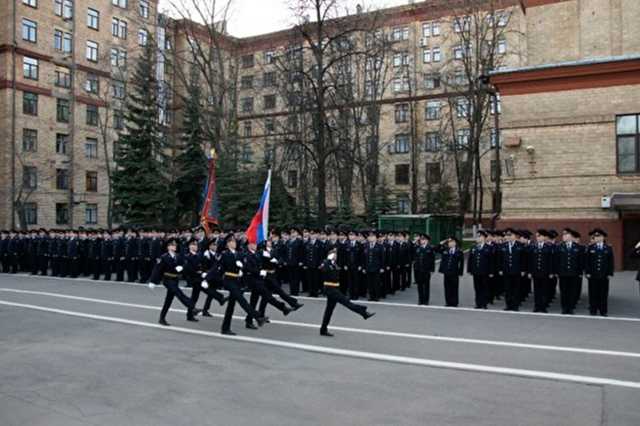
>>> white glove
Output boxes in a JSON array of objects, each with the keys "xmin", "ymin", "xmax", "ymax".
[
  {"xmin": 236, "ymin": 260, "xmax": 243, "ymax": 268},
  {"xmin": 263, "ymin": 250, "xmax": 271, "ymax": 258},
  {"xmin": 175, "ymin": 266, "xmax": 183, "ymax": 272},
  {"xmin": 270, "ymin": 258, "xmax": 278, "ymax": 264},
  {"xmin": 201, "ymin": 272, "xmax": 208, "ymax": 278},
  {"xmin": 201, "ymin": 280, "xmax": 209, "ymax": 289},
  {"xmin": 148, "ymin": 283, "xmax": 156, "ymax": 289},
  {"xmin": 204, "ymin": 251, "xmax": 211, "ymax": 259},
  {"xmin": 260, "ymin": 270, "xmax": 267, "ymax": 277},
  {"xmin": 238, "ymin": 270, "xmax": 243, "ymax": 277}
]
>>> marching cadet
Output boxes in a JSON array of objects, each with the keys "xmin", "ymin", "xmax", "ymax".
[
  {"xmin": 303, "ymin": 229, "xmax": 323, "ymax": 297},
  {"xmin": 437, "ymin": 236, "xmax": 464, "ymax": 307},
  {"xmin": 528, "ymin": 230, "xmax": 554, "ymax": 313},
  {"xmin": 183, "ymin": 238, "xmax": 208, "ymax": 322},
  {"xmin": 218, "ymin": 234, "xmax": 266, "ymax": 335},
  {"xmin": 554, "ymin": 228, "xmax": 584, "ymax": 315},
  {"xmin": 344, "ymin": 230, "xmax": 362, "ymax": 300},
  {"xmin": 467, "ymin": 231, "xmax": 494, "ymax": 309},
  {"xmin": 286, "ymin": 227, "xmax": 304, "ymax": 296},
  {"xmin": 413, "ymin": 233, "xmax": 435, "ymax": 305},
  {"xmin": 497, "ymin": 229, "xmax": 526, "ymax": 311},
  {"xmin": 362, "ymin": 230, "xmax": 385, "ymax": 301},
  {"xmin": 585, "ymin": 229, "xmax": 614, "ymax": 316},
  {"xmin": 319, "ymin": 248, "xmax": 375, "ymax": 337},
  {"xmin": 149, "ymin": 238, "xmax": 199, "ymax": 326},
  {"xmin": 199, "ymin": 239, "xmax": 228, "ymax": 317}
]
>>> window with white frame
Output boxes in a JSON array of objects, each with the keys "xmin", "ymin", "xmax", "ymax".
[
  {"xmin": 85, "ymin": 204, "xmax": 98, "ymax": 224},
  {"xmin": 112, "ymin": 18, "xmax": 127, "ymax": 39},
  {"xmin": 490, "ymin": 94, "xmax": 502, "ymax": 115},
  {"xmin": 112, "ymin": 81, "xmax": 125, "ymax": 99},
  {"xmin": 453, "ymin": 16, "xmax": 470, "ymax": 33},
  {"xmin": 394, "ymin": 104, "xmax": 409, "ymax": 123},
  {"xmin": 54, "ymin": 0, "xmax": 73, "ymax": 19},
  {"xmin": 423, "ymin": 73, "xmax": 440, "ymax": 90},
  {"xmin": 85, "ymin": 138, "xmax": 98, "ymax": 158},
  {"xmin": 391, "ymin": 134, "xmax": 410, "ymax": 154},
  {"xmin": 456, "ymin": 98, "xmax": 470, "ymax": 118},
  {"xmin": 22, "ymin": 19, "xmax": 37, "ymax": 43},
  {"xmin": 23, "ymin": 57, "xmax": 38, "ymax": 80},
  {"xmin": 425, "ymin": 132, "xmax": 441, "ymax": 152},
  {"xmin": 425, "ymin": 101, "xmax": 441, "ymax": 120},
  {"xmin": 392, "ymin": 76, "xmax": 410, "ymax": 93},
  {"xmin": 87, "ymin": 8, "xmax": 99, "ymax": 29},
  {"xmin": 138, "ymin": 29, "xmax": 148, "ymax": 46},
  {"xmin": 112, "ymin": 0, "xmax": 127, "ymax": 8},
  {"xmin": 264, "ymin": 50, "xmax": 275, "ymax": 64},
  {"xmin": 456, "ymin": 129, "xmax": 470, "ymax": 147},
  {"xmin": 139, "ymin": 0, "xmax": 149, "ymax": 18},
  {"xmin": 391, "ymin": 26, "xmax": 409, "ymax": 41},
  {"xmin": 23, "ymin": 0, "xmax": 37, "ymax": 7},
  {"xmin": 497, "ymin": 38, "xmax": 507, "ymax": 54},
  {"xmin": 85, "ymin": 73, "xmax": 99, "ymax": 93},
  {"xmin": 86, "ymin": 41, "xmax": 99, "ymax": 62},
  {"xmin": 393, "ymin": 52, "xmax": 410, "ymax": 67},
  {"xmin": 110, "ymin": 48, "xmax": 127, "ymax": 67}
]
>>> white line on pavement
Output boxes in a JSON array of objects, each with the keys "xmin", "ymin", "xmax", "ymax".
[
  {"xmin": 2, "ymin": 287, "xmax": 639, "ymax": 359},
  {"xmin": 1, "ymin": 299, "xmax": 639, "ymax": 390},
  {"xmin": 5, "ymin": 273, "xmax": 640, "ymax": 323}
]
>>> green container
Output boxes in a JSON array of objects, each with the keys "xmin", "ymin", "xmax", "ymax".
[{"xmin": 377, "ymin": 214, "xmax": 463, "ymax": 244}]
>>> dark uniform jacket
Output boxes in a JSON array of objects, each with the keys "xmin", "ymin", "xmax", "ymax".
[
  {"xmin": 183, "ymin": 251, "xmax": 205, "ymax": 283},
  {"xmin": 437, "ymin": 245, "xmax": 464, "ymax": 276},
  {"xmin": 553, "ymin": 242, "xmax": 584, "ymax": 277},
  {"xmin": 344, "ymin": 240, "xmax": 362, "ymax": 271},
  {"xmin": 286, "ymin": 238, "xmax": 304, "ymax": 267},
  {"xmin": 413, "ymin": 244, "xmax": 436, "ymax": 273},
  {"xmin": 527, "ymin": 242, "xmax": 554, "ymax": 277},
  {"xmin": 497, "ymin": 241, "xmax": 526, "ymax": 275},
  {"xmin": 149, "ymin": 252, "xmax": 182, "ymax": 284},
  {"xmin": 362, "ymin": 243, "xmax": 385, "ymax": 273},
  {"xmin": 303, "ymin": 240, "xmax": 323, "ymax": 269},
  {"xmin": 585, "ymin": 243, "xmax": 614, "ymax": 279},
  {"xmin": 319, "ymin": 258, "xmax": 340, "ymax": 286},
  {"xmin": 467, "ymin": 243, "xmax": 494, "ymax": 276}
]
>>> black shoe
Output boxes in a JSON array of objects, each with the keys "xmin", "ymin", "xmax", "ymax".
[
  {"xmin": 256, "ymin": 316, "xmax": 267, "ymax": 327},
  {"xmin": 219, "ymin": 297, "xmax": 229, "ymax": 306},
  {"xmin": 158, "ymin": 318, "xmax": 170, "ymax": 326},
  {"xmin": 362, "ymin": 311, "xmax": 376, "ymax": 320},
  {"xmin": 320, "ymin": 329, "xmax": 334, "ymax": 337},
  {"xmin": 202, "ymin": 310, "xmax": 212, "ymax": 317},
  {"xmin": 221, "ymin": 330, "xmax": 236, "ymax": 336},
  {"xmin": 191, "ymin": 308, "xmax": 202, "ymax": 316},
  {"xmin": 245, "ymin": 323, "xmax": 258, "ymax": 330},
  {"xmin": 187, "ymin": 316, "xmax": 199, "ymax": 322},
  {"xmin": 292, "ymin": 303, "xmax": 304, "ymax": 311},
  {"xmin": 282, "ymin": 307, "xmax": 292, "ymax": 316},
  {"xmin": 263, "ymin": 316, "xmax": 271, "ymax": 323}
]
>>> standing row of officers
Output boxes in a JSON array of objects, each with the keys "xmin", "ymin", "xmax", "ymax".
[{"xmin": 0, "ymin": 225, "xmax": 618, "ymax": 319}]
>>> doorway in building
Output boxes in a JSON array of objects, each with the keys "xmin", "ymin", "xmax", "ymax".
[{"xmin": 623, "ymin": 218, "xmax": 640, "ymax": 270}]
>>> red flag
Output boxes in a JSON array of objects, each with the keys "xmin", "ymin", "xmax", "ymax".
[{"xmin": 200, "ymin": 149, "xmax": 220, "ymax": 235}]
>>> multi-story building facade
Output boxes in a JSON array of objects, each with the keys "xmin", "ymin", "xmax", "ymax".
[{"xmin": 0, "ymin": 0, "xmax": 157, "ymax": 229}]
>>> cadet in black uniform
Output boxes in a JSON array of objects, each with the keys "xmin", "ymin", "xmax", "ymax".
[
  {"xmin": 100, "ymin": 231, "xmax": 114, "ymax": 281},
  {"xmin": 497, "ymin": 229, "xmax": 526, "ymax": 311},
  {"xmin": 468, "ymin": 231, "xmax": 494, "ymax": 309},
  {"xmin": 585, "ymin": 229, "xmax": 614, "ymax": 316},
  {"xmin": 319, "ymin": 248, "xmax": 375, "ymax": 337},
  {"xmin": 149, "ymin": 238, "xmax": 198, "ymax": 326},
  {"xmin": 362, "ymin": 230, "xmax": 385, "ymax": 301},
  {"xmin": 414, "ymin": 233, "xmax": 435, "ymax": 305},
  {"xmin": 125, "ymin": 230, "xmax": 140, "ymax": 283},
  {"xmin": 437, "ymin": 237, "xmax": 464, "ymax": 307},
  {"xmin": 554, "ymin": 228, "xmax": 584, "ymax": 315},
  {"xmin": 528, "ymin": 230, "xmax": 554, "ymax": 313},
  {"xmin": 183, "ymin": 238, "xmax": 208, "ymax": 321},
  {"xmin": 286, "ymin": 228, "xmax": 304, "ymax": 296},
  {"xmin": 303, "ymin": 230, "xmax": 323, "ymax": 297},
  {"xmin": 113, "ymin": 230, "xmax": 126, "ymax": 281},
  {"xmin": 344, "ymin": 230, "xmax": 362, "ymax": 300},
  {"xmin": 199, "ymin": 239, "xmax": 228, "ymax": 316}
]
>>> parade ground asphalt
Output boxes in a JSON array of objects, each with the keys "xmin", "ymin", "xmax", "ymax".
[{"xmin": 1, "ymin": 272, "xmax": 639, "ymax": 426}]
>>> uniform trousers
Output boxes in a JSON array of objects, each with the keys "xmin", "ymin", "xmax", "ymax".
[
  {"xmin": 588, "ymin": 278, "xmax": 609, "ymax": 316},
  {"xmin": 321, "ymin": 286, "xmax": 366, "ymax": 331}
]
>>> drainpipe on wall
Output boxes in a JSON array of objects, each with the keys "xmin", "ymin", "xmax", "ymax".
[{"xmin": 10, "ymin": 0, "xmax": 17, "ymax": 230}]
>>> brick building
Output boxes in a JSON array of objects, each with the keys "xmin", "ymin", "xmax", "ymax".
[{"xmin": 490, "ymin": 0, "xmax": 640, "ymax": 269}]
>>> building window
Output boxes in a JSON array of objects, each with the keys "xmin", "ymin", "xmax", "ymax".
[
  {"xmin": 391, "ymin": 134, "xmax": 410, "ymax": 154},
  {"xmin": 114, "ymin": 110, "xmax": 124, "ymax": 130},
  {"xmin": 241, "ymin": 75, "xmax": 254, "ymax": 90},
  {"xmin": 425, "ymin": 101, "xmax": 441, "ymax": 120},
  {"xmin": 55, "ymin": 69, "xmax": 71, "ymax": 88},
  {"xmin": 490, "ymin": 94, "xmax": 501, "ymax": 115},
  {"xmin": 112, "ymin": 18, "xmax": 127, "ymax": 39},
  {"xmin": 22, "ymin": 19, "xmax": 37, "ymax": 43},
  {"xmin": 490, "ymin": 159, "xmax": 498, "ymax": 182},
  {"xmin": 393, "ymin": 76, "xmax": 410, "ymax": 93},
  {"xmin": 86, "ymin": 41, "xmax": 99, "ymax": 62},
  {"xmin": 23, "ymin": 0, "xmax": 37, "ymax": 8},
  {"xmin": 264, "ymin": 50, "xmax": 275, "ymax": 64},
  {"xmin": 497, "ymin": 38, "xmax": 507, "ymax": 55},
  {"xmin": 54, "ymin": 30, "xmax": 73, "ymax": 53},
  {"xmin": 23, "ymin": 92, "xmax": 38, "ymax": 116},
  {"xmin": 22, "ymin": 57, "xmax": 39, "ymax": 81},
  {"xmin": 424, "ymin": 73, "xmax": 440, "ymax": 90},
  {"xmin": 425, "ymin": 132, "xmax": 441, "ymax": 152},
  {"xmin": 456, "ymin": 98, "xmax": 470, "ymax": 118},
  {"xmin": 422, "ymin": 21, "xmax": 440, "ymax": 37},
  {"xmin": 54, "ymin": 0, "xmax": 73, "ymax": 18},
  {"xmin": 110, "ymin": 48, "xmax": 127, "ymax": 67},
  {"xmin": 426, "ymin": 162, "xmax": 441, "ymax": 184},
  {"xmin": 242, "ymin": 54, "xmax": 254, "ymax": 68},
  {"xmin": 453, "ymin": 16, "xmax": 471, "ymax": 33},
  {"xmin": 394, "ymin": 103, "xmax": 409, "ymax": 123},
  {"xmin": 56, "ymin": 169, "xmax": 69, "ymax": 190},
  {"xmin": 56, "ymin": 203, "xmax": 69, "ymax": 225},
  {"xmin": 263, "ymin": 94, "xmax": 276, "ymax": 110},
  {"xmin": 395, "ymin": 164, "xmax": 410, "ymax": 185},
  {"xmin": 617, "ymin": 114, "xmax": 640, "ymax": 174},
  {"xmin": 265, "ymin": 118, "xmax": 275, "ymax": 134},
  {"xmin": 243, "ymin": 121, "xmax": 252, "ymax": 138},
  {"xmin": 241, "ymin": 97, "xmax": 254, "ymax": 113},
  {"xmin": 56, "ymin": 134, "xmax": 69, "ymax": 154},
  {"xmin": 138, "ymin": 29, "xmax": 148, "ymax": 46},
  {"xmin": 85, "ymin": 204, "xmax": 98, "ymax": 225},
  {"xmin": 112, "ymin": 0, "xmax": 127, "ymax": 9},
  {"xmin": 57, "ymin": 98, "xmax": 70, "ymax": 123},
  {"xmin": 490, "ymin": 128, "xmax": 501, "ymax": 148},
  {"xmin": 263, "ymin": 72, "xmax": 276, "ymax": 87},
  {"xmin": 139, "ymin": 0, "xmax": 149, "ymax": 18},
  {"xmin": 393, "ymin": 52, "xmax": 410, "ymax": 67},
  {"xmin": 397, "ymin": 197, "xmax": 410, "ymax": 214},
  {"xmin": 456, "ymin": 129, "xmax": 470, "ymax": 148},
  {"xmin": 391, "ymin": 26, "xmax": 409, "ymax": 41},
  {"xmin": 22, "ymin": 166, "xmax": 37, "ymax": 189},
  {"xmin": 85, "ymin": 138, "xmax": 98, "ymax": 159},
  {"xmin": 87, "ymin": 8, "xmax": 99, "ymax": 29},
  {"xmin": 24, "ymin": 203, "xmax": 38, "ymax": 225},
  {"xmin": 287, "ymin": 170, "xmax": 298, "ymax": 188},
  {"xmin": 86, "ymin": 171, "xmax": 98, "ymax": 192},
  {"xmin": 112, "ymin": 81, "xmax": 126, "ymax": 99},
  {"xmin": 240, "ymin": 145, "xmax": 252, "ymax": 162},
  {"xmin": 23, "ymin": 129, "xmax": 38, "ymax": 152},
  {"xmin": 86, "ymin": 105, "xmax": 99, "ymax": 126},
  {"xmin": 85, "ymin": 73, "xmax": 99, "ymax": 93}
]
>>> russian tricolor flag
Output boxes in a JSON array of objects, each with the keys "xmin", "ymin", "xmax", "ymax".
[{"xmin": 246, "ymin": 170, "xmax": 271, "ymax": 245}]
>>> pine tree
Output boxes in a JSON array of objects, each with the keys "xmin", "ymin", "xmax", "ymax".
[
  {"xmin": 174, "ymin": 72, "xmax": 208, "ymax": 226},
  {"xmin": 366, "ymin": 176, "xmax": 393, "ymax": 225},
  {"xmin": 112, "ymin": 42, "xmax": 170, "ymax": 226}
]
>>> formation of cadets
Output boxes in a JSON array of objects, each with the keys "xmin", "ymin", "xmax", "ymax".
[{"xmin": 0, "ymin": 225, "xmax": 620, "ymax": 330}]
